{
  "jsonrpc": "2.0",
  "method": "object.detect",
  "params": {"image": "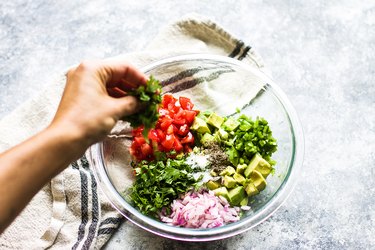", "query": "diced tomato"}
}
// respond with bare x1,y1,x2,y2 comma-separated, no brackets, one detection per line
161,134,174,150
181,132,194,144
173,104,181,114
129,146,136,156
158,108,169,117
141,143,153,156
173,117,186,125
166,124,178,135
130,94,200,162
132,126,144,137
148,129,159,142
173,138,183,152
134,136,146,145
179,96,194,110
184,145,193,153
178,124,189,136
160,117,173,130
162,94,175,107
184,110,197,124
156,129,166,141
